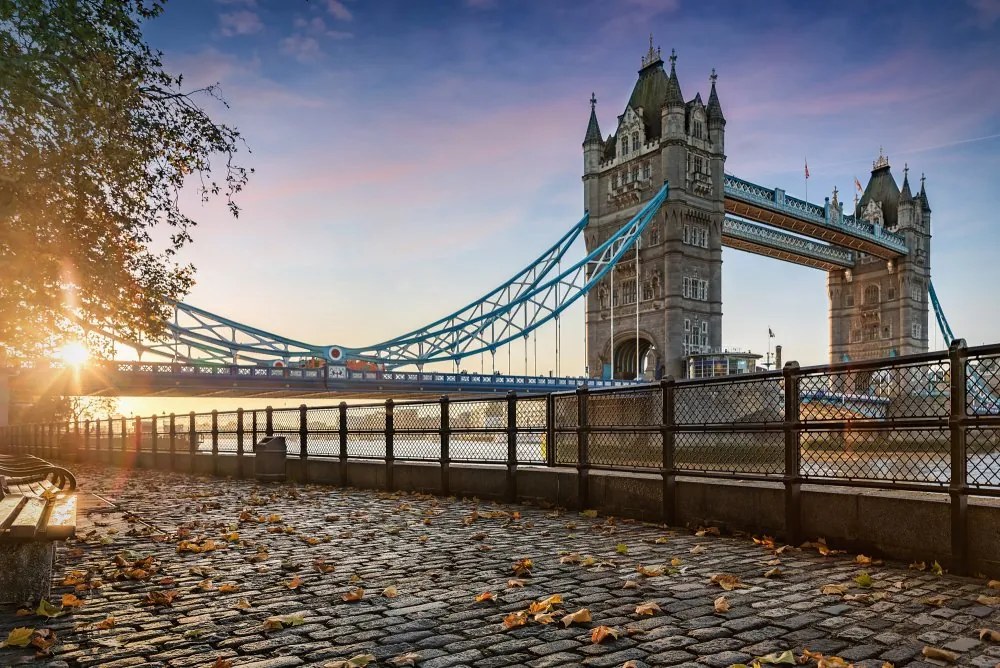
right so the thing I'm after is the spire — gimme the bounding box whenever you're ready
[583,92,602,145]
[873,146,889,171]
[664,48,684,107]
[640,33,662,70]
[899,163,912,201]
[919,172,931,212]
[707,68,725,122]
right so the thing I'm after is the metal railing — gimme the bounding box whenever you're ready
[4,340,999,568]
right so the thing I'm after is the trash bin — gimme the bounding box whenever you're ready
[253,436,287,482]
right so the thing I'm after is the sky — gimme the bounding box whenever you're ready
[115,0,1000,415]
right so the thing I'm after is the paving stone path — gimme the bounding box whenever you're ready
[1,464,999,667]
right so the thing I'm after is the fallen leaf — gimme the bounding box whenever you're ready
[0,627,34,648]
[615,543,628,555]
[313,558,335,574]
[342,587,365,602]
[286,575,304,589]
[94,616,115,630]
[764,567,782,578]
[623,580,638,589]
[30,628,57,655]
[35,600,65,618]
[507,579,527,588]
[988,580,1000,590]
[977,594,1000,605]
[909,561,926,571]
[636,565,666,577]
[218,583,240,593]
[979,628,1000,642]
[512,558,534,576]
[561,608,592,627]
[14,608,30,617]
[234,598,252,610]
[560,553,581,564]
[387,652,420,667]
[931,561,944,576]
[654,536,670,544]
[590,625,619,644]
[210,659,234,668]
[623,662,639,668]
[714,596,730,613]
[820,584,848,595]
[502,610,528,629]
[61,594,85,609]
[382,586,399,598]
[689,544,707,554]
[854,571,873,588]
[756,650,796,665]
[262,612,305,631]
[533,612,557,624]
[581,509,598,518]
[709,573,744,591]
[635,601,661,616]
[920,595,949,607]
[921,646,958,662]
[475,591,495,603]
[324,654,376,668]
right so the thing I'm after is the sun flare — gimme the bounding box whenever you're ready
[60,341,89,367]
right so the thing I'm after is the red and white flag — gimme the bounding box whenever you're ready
[854,176,863,192]
[804,159,810,179]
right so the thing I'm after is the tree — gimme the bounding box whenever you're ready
[0,0,251,359]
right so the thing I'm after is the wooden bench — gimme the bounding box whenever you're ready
[0,455,78,603]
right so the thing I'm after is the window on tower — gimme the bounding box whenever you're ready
[642,162,651,180]
[631,132,640,153]
[864,285,880,305]
[693,120,704,139]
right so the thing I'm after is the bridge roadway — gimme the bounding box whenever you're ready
[724,173,908,259]
[7,361,632,400]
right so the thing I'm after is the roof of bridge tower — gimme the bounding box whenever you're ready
[707,69,725,123]
[857,149,901,228]
[899,164,913,201]
[919,173,932,212]
[664,48,684,107]
[583,92,603,145]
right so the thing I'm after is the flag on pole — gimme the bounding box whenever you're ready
[768,328,775,338]
[854,176,863,192]
[804,159,809,179]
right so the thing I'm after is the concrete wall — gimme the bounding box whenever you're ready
[46,446,1000,578]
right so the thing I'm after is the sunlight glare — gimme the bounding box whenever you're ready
[60,341,89,367]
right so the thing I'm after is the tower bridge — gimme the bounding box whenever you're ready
[2,40,954,416]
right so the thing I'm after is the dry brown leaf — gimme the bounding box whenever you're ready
[210,659,234,668]
[286,575,303,589]
[507,579,527,588]
[988,580,1000,589]
[234,598,252,610]
[979,628,1000,642]
[475,591,495,603]
[713,596,730,613]
[533,612,557,624]
[635,601,661,616]
[978,594,1000,606]
[622,662,639,668]
[708,573,744,591]
[218,583,239,593]
[820,584,848,595]
[387,652,420,667]
[503,610,528,629]
[764,567,782,578]
[689,544,707,554]
[382,586,399,598]
[590,625,619,644]
[511,558,533,576]
[636,565,666,577]
[622,580,638,589]
[94,616,115,630]
[61,594,85,608]
[920,594,949,606]
[561,608,592,627]
[341,587,365,602]
[922,646,959,663]
[560,553,581,564]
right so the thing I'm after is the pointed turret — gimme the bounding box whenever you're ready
[664,49,684,107]
[919,173,931,212]
[899,164,913,201]
[707,69,725,123]
[583,92,602,146]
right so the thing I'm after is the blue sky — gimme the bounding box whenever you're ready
[120,0,1000,412]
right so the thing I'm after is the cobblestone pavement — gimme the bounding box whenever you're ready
[2,464,1000,668]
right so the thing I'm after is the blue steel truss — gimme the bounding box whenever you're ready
[115,184,669,369]
[722,215,855,269]
[929,280,954,344]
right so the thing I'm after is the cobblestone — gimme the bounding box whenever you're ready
[0,464,998,667]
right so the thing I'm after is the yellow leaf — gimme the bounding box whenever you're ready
[635,601,661,616]
[590,625,619,644]
[313,559,335,574]
[502,610,528,629]
[654,536,670,544]
[324,654,376,667]
[854,571,873,588]
[263,613,305,631]
[560,608,592,627]
[855,554,873,565]
[931,560,944,575]
[36,599,65,618]
[714,596,730,613]
[708,573,744,591]
[820,584,848,595]
[342,587,365,602]
[581,509,598,518]
[533,612,557,624]
[475,591,495,603]
[670,557,683,567]
[764,567,782,578]
[978,627,1000,642]
[1,627,34,648]
[512,558,533,576]
[615,543,628,555]
[382,586,399,598]
[921,646,958,662]
[539,594,563,607]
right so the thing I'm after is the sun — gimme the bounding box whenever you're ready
[60,341,90,367]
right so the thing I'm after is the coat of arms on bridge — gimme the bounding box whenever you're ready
[862,199,884,226]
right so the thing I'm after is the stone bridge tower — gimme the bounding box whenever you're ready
[583,42,725,379]
[827,153,932,365]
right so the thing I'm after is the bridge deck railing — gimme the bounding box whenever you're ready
[4,340,1000,571]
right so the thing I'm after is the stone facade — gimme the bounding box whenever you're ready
[828,156,932,364]
[583,45,724,379]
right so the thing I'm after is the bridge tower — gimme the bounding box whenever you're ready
[828,153,932,366]
[583,42,725,379]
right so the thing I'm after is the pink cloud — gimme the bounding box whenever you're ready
[219,10,263,36]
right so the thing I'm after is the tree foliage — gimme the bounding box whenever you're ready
[0,0,251,358]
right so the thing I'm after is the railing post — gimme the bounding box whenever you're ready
[385,399,394,492]
[236,408,245,478]
[545,393,556,468]
[576,387,590,509]
[188,411,196,472]
[150,414,158,461]
[211,410,219,475]
[948,339,969,575]
[782,362,802,545]
[107,417,114,461]
[134,416,142,455]
[506,391,518,502]
[660,377,676,525]
[95,419,101,457]
[299,404,309,482]
[83,419,91,458]
[440,396,450,495]
[169,413,176,470]
[265,406,273,438]
[252,409,259,446]
[120,416,127,455]
[338,402,348,486]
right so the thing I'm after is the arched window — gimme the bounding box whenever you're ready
[621,139,628,156]
[864,285,880,305]
[631,132,639,152]
[643,162,651,180]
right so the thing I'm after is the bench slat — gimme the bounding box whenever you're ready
[43,495,77,539]
[7,497,46,538]
[0,495,26,533]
